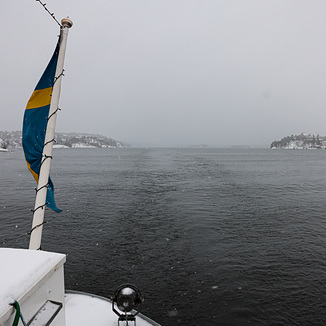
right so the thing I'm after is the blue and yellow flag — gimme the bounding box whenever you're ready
[22,39,62,213]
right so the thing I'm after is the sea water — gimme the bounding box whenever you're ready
[1,148,326,325]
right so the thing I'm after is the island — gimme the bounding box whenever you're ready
[270,133,326,149]
[0,131,128,150]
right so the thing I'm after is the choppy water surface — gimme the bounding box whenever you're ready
[2,148,326,325]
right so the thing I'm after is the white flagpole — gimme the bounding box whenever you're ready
[29,17,73,250]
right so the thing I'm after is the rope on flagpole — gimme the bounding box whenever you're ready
[46,108,61,122]
[27,221,48,235]
[31,204,48,213]
[39,154,53,169]
[35,0,62,27]
[54,70,65,84]
[43,138,56,147]
[35,184,49,193]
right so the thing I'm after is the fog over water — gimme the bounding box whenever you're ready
[2,1,326,147]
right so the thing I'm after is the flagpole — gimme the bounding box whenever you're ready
[29,17,73,250]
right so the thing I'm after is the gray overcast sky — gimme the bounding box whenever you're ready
[2,0,326,147]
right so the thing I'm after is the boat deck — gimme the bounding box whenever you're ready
[0,249,160,326]
[65,291,161,326]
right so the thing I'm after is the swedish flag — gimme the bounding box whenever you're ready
[22,39,62,213]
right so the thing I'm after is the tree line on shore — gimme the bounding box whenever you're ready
[0,130,126,149]
[270,133,325,149]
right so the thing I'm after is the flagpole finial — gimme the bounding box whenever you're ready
[61,17,73,28]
